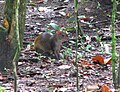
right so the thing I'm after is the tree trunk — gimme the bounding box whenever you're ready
[0,0,26,73]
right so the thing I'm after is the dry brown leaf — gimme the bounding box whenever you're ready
[86,84,99,91]
[92,55,104,64]
[117,11,120,14]
[3,18,9,29]
[104,57,111,64]
[101,84,112,92]
[58,65,71,70]
[92,55,111,65]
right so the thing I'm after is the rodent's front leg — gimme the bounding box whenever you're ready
[54,50,60,60]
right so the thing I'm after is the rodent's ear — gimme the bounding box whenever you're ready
[56,31,62,35]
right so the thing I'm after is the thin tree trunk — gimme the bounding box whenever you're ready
[0,0,26,73]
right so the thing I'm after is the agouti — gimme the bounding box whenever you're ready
[34,31,68,59]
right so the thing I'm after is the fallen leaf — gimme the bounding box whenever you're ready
[104,44,111,54]
[117,11,120,14]
[53,84,64,88]
[0,73,7,80]
[36,0,44,3]
[38,7,46,12]
[101,28,111,31]
[66,13,70,17]
[92,55,111,64]
[92,55,104,64]
[58,65,71,70]
[59,11,66,16]
[85,8,91,12]
[85,35,91,43]
[59,87,67,91]
[101,84,112,92]
[80,59,95,68]
[86,84,99,91]
[3,18,9,29]
[80,17,92,21]
[104,57,111,64]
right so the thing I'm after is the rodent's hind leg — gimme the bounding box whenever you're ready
[53,51,60,60]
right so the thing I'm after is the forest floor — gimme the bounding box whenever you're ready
[0,0,120,92]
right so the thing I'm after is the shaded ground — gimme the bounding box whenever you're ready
[0,0,120,92]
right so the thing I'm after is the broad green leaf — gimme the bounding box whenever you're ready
[48,23,61,30]
[66,26,76,31]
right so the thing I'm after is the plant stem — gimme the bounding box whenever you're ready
[111,0,117,89]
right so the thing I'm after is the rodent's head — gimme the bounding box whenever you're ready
[56,31,68,42]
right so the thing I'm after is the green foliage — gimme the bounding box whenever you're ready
[0,86,5,92]
[48,22,61,31]
[45,22,63,33]
[45,22,69,34]
[66,27,76,32]
[62,46,73,58]
[62,46,82,59]
[85,44,92,51]
[95,36,102,43]
[96,1,101,9]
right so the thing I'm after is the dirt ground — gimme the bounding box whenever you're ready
[0,0,120,92]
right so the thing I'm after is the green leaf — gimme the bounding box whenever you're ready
[45,29,54,33]
[67,16,75,23]
[0,86,5,92]
[69,40,76,44]
[66,26,76,31]
[86,44,92,50]
[48,23,61,30]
